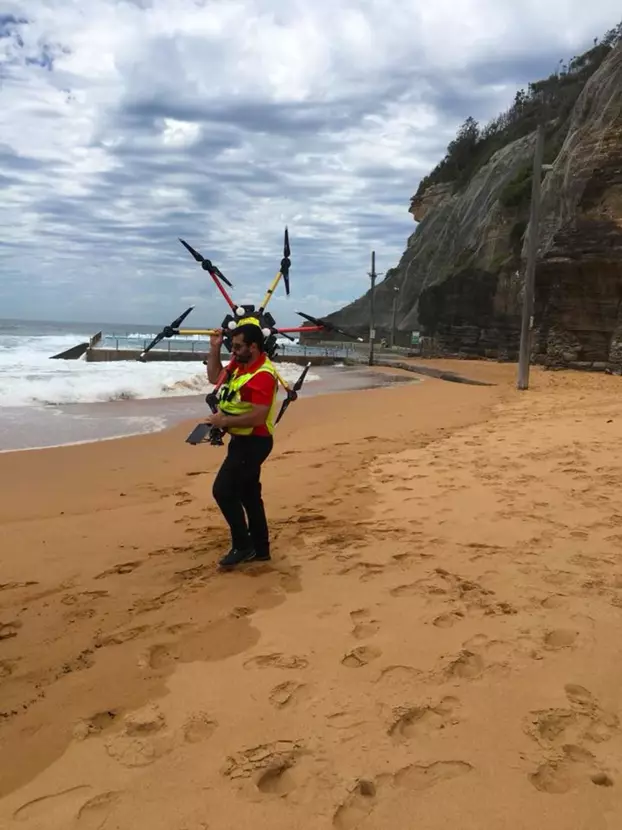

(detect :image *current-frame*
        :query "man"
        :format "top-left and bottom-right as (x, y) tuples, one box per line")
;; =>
(205, 323), (278, 570)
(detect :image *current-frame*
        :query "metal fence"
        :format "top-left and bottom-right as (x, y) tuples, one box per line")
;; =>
(100, 334), (356, 359)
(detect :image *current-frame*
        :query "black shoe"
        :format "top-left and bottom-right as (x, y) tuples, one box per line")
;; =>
(218, 547), (258, 569)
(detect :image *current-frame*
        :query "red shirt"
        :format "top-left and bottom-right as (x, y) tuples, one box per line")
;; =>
(218, 353), (277, 437)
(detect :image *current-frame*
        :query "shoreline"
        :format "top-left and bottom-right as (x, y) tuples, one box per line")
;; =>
(3, 359), (621, 828)
(0, 363), (418, 455)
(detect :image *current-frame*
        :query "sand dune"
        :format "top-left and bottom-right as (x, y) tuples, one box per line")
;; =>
(1, 361), (622, 829)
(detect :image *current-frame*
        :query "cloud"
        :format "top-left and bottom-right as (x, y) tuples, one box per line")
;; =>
(0, 0), (620, 327)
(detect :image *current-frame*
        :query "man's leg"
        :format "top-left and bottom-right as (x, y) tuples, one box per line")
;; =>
(212, 439), (252, 554)
(218, 436), (273, 569)
(239, 436), (273, 560)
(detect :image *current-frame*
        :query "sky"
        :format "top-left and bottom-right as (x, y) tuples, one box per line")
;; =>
(0, 1), (620, 328)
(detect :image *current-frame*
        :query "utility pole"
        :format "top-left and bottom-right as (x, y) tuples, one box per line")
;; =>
(517, 122), (545, 390)
(390, 286), (399, 349)
(368, 251), (377, 366)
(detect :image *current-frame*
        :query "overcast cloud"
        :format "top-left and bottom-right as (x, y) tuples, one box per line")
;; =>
(0, 1), (619, 327)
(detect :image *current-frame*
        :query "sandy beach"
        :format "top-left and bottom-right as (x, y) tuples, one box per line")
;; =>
(1, 358), (622, 830)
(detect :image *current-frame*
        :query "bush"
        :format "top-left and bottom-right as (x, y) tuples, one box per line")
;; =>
(414, 20), (621, 200)
(499, 165), (533, 209)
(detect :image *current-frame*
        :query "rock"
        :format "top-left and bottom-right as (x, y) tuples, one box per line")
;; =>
(320, 37), (622, 368)
(532, 42), (622, 371)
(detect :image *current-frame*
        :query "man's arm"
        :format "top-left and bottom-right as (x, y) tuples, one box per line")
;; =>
(222, 371), (275, 427)
(220, 404), (270, 429)
(208, 371), (276, 429)
(206, 330), (224, 384)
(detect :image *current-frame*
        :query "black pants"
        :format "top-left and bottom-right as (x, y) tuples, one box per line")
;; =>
(212, 434), (273, 557)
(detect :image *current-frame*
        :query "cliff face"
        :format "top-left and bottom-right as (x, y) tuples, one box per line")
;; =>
(532, 43), (622, 369)
(320, 36), (622, 367)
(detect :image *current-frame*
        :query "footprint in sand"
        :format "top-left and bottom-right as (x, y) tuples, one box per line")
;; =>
(388, 697), (460, 741)
(529, 744), (613, 794)
(526, 684), (620, 750)
(432, 610), (465, 628)
(341, 646), (382, 668)
(94, 561), (142, 579)
(95, 625), (150, 648)
(444, 650), (486, 680)
(333, 779), (378, 829)
(374, 665), (424, 695)
(222, 740), (303, 789)
(269, 680), (311, 709)
(12, 786), (94, 823)
(104, 703), (174, 768)
(0, 580), (38, 592)
(333, 761), (473, 828)
(256, 761), (299, 795)
(137, 642), (179, 670)
(182, 713), (218, 744)
(540, 594), (567, 610)
(327, 711), (370, 733)
(543, 629), (579, 650)
(0, 658), (20, 678)
(350, 609), (380, 639)
(74, 791), (123, 829)
(244, 653), (309, 670)
(0, 620), (21, 641)
(72, 709), (120, 741)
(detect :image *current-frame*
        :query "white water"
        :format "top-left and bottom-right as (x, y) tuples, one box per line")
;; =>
(0, 332), (317, 408)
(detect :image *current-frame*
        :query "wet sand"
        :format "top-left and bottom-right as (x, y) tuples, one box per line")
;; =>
(1, 359), (622, 829)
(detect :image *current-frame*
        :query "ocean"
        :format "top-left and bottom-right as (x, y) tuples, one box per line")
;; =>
(0, 317), (331, 452)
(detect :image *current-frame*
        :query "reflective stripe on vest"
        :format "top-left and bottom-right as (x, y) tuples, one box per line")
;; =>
(217, 358), (278, 436)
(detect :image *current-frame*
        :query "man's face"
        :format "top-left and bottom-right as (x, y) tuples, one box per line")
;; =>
(231, 335), (254, 364)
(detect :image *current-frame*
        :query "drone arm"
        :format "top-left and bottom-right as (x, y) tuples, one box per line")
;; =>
(258, 227), (291, 314)
(258, 271), (284, 314)
(177, 328), (222, 336)
(272, 366), (292, 393)
(211, 275), (237, 312)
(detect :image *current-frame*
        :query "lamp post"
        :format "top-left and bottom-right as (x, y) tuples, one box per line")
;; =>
(516, 84), (554, 390)
(368, 251), (376, 366)
(390, 286), (399, 349)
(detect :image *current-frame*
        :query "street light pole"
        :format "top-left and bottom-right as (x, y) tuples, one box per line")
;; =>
(517, 122), (546, 390)
(390, 286), (399, 349)
(368, 251), (376, 366)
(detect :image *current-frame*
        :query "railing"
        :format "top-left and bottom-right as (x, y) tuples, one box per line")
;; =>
(98, 334), (356, 359)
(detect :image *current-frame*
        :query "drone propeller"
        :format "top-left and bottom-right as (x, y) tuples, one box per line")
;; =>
(258, 226), (291, 314)
(295, 311), (364, 342)
(282, 226), (291, 296)
(178, 238), (233, 287)
(137, 306), (194, 361)
(275, 361), (311, 425)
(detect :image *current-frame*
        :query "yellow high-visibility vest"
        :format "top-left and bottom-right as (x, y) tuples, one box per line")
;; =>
(218, 357), (278, 436)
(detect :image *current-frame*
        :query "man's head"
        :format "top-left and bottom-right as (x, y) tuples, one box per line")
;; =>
(230, 323), (265, 364)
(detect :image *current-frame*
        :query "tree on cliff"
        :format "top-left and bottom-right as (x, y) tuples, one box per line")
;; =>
(414, 18), (621, 199)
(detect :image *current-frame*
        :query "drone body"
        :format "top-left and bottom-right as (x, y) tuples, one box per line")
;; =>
(137, 227), (362, 444)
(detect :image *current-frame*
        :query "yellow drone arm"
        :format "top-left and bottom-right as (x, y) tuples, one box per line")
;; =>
(272, 367), (291, 393)
(177, 328), (222, 336)
(259, 270), (283, 314)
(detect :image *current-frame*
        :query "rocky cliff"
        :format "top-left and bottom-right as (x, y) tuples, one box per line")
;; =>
(317, 27), (622, 369)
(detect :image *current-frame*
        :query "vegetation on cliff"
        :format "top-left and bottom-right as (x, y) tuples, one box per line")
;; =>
(413, 20), (622, 202)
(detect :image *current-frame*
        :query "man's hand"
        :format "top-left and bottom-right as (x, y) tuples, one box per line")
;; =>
(205, 410), (228, 429)
(206, 329), (224, 382)
(209, 329), (224, 350)
(206, 403), (269, 431)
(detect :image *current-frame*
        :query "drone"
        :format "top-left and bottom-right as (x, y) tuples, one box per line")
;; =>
(136, 228), (363, 446)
